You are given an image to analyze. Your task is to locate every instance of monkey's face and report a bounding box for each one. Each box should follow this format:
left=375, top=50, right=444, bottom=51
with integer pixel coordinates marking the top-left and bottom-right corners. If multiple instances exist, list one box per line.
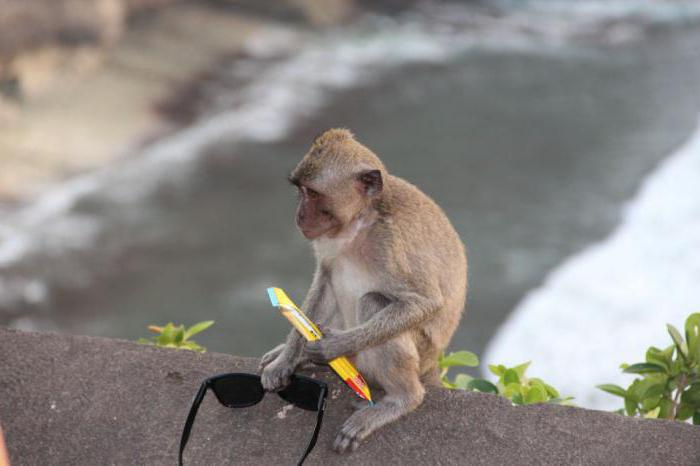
left=293, top=183, right=343, bottom=240
left=290, top=171, right=382, bottom=241
left=289, top=128, right=385, bottom=241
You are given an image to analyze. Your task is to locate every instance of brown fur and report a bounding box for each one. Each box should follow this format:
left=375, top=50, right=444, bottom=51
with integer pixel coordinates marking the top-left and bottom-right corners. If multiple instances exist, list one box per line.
left=260, top=129, right=468, bottom=453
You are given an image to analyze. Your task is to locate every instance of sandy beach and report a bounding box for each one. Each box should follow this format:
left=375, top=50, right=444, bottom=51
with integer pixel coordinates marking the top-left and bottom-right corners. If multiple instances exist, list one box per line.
left=0, top=3, right=298, bottom=201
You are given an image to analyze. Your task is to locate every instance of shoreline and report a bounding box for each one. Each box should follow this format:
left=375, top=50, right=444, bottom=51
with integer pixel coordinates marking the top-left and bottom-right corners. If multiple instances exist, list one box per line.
left=2, top=1, right=699, bottom=204
left=0, top=3, right=301, bottom=203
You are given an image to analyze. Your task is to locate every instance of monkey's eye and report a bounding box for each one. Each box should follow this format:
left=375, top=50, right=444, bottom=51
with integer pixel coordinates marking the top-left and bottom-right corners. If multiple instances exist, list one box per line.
left=301, top=186, right=320, bottom=199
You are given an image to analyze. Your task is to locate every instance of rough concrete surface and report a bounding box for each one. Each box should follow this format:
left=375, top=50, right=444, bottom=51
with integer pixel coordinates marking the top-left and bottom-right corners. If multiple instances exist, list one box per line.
left=0, top=327, right=698, bottom=465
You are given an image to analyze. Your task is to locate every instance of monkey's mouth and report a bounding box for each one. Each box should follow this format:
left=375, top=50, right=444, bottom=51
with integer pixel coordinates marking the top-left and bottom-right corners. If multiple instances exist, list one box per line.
left=300, top=227, right=328, bottom=240
left=300, top=228, right=321, bottom=240
left=299, top=223, right=341, bottom=240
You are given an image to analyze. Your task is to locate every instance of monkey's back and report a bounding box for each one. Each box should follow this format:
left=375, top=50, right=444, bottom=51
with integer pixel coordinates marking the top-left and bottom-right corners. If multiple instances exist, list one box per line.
left=377, top=176, right=468, bottom=367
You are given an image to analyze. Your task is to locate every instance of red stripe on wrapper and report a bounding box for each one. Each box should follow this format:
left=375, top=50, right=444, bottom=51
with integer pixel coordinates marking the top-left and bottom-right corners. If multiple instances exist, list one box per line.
left=344, top=375, right=369, bottom=401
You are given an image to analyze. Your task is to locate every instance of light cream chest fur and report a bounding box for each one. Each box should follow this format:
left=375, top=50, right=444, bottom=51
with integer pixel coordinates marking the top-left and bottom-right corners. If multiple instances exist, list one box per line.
left=330, top=256, right=373, bottom=328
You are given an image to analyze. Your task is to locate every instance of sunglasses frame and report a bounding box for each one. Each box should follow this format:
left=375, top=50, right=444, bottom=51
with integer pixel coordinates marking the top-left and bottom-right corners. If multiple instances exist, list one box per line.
left=178, top=373, right=328, bottom=466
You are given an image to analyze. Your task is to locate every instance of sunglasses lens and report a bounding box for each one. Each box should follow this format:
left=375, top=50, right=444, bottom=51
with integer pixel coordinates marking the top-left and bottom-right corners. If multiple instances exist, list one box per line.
left=278, top=377, right=324, bottom=411
left=211, top=374, right=264, bottom=408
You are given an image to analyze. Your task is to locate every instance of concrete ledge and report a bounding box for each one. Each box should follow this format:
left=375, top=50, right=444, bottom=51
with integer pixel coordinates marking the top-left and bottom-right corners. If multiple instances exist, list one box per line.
left=1, top=327, right=698, bottom=465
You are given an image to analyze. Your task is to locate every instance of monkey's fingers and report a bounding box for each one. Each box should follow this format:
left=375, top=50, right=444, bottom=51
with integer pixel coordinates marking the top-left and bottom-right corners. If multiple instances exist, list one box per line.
left=333, top=426, right=361, bottom=453
left=259, top=343, right=285, bottom=370
left=260, top=362, right=293, bottom=392
left=303, top=340, right=331, bottom=364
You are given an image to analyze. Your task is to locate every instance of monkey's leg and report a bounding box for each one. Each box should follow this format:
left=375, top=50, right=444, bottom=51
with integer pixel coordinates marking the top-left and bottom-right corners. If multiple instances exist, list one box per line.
left=334, top=336, right=425, bottom=453
left=419, top=355, right=444, bottom=387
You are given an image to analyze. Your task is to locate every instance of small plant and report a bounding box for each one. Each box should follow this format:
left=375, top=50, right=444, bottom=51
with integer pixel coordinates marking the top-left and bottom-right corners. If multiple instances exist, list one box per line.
left=597, top=313, right=700, bottom=423
left=487, top=362, right=572, bottom=405
left=439, top=351, right=571, bottom=405
left=439, top=350, right=482, bottom=389
left=138, top=321, right=214, bottom=353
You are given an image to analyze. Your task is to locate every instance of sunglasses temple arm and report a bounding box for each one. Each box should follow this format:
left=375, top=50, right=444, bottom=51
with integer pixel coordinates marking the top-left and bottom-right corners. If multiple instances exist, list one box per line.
left=297, top=388, right=328, bottom=466
left=179, top=381, right=209, bottom=466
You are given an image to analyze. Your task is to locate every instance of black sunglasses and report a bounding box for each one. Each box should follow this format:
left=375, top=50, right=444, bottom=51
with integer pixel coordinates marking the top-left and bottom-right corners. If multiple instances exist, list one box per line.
left=179, top=373, right=327, bottom=466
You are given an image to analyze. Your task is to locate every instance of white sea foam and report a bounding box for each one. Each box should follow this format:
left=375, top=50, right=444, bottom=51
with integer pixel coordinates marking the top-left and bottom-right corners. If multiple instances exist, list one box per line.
left=484, top=117, right=700, bottom=410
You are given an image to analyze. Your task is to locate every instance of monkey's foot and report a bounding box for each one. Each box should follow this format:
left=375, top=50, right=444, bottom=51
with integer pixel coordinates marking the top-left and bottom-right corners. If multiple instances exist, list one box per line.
left=333, top=406, right=376, bottom=453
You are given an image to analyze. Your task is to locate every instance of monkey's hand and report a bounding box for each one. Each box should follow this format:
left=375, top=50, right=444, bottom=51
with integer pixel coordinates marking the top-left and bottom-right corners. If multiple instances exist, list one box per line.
left=259, top=343, right=285, bottom=371
left=260, top=354, right=295, bottom=392
left=303, top=328, right=354, bottom=364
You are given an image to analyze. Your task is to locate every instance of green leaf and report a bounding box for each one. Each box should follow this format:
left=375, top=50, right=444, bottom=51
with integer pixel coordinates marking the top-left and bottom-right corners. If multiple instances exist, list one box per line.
left=685, top=313, right=700, bottom=364
left=623, top=363, right=666, bottom=375
left=441, top=378, right=456, bottom=389
left=504, top=382, right=523, bottom=399
left=640, top=383, right=664, bottom=411
left=184, top=320, right=214, bottom=339
left=512, top=361, right=531, bottom=380
left=549, top=396, right=575, bottom=406
left=667, top=324, right=689, bottom=360
left=157, top=323, right=176, bottom=345
left=645, top=347, right=671, bottom=371
left=680, top=383, right=700, bottom=408
left=503, top=369, right=520, bottom=385
left=525, top=382, right=547, bottom=404
left=529, top=379, right=547, bottom=393
left=628, top=378, right=656, bottom=403
left=643, top=407, right=661, bottom=419
left=597, top=384, right=627, bottom=398
left=488, top=364, right=506, bottom=377
left=181, top=341, right=206, bottom=352
left=677, top=402, right=694, bottom=420
left=467, top=379, right=499, bottom=394
left=439, top=351, right=479, bottom=368
left=454, top=373, right=473, bottom=390
left=693, top=411, right=700, bottom=425
left=658, top=398, right=674, bottom=419
left=173, top=325, right=185, bottom=344
left=543, top=382, right=560, bottom=399
left=670, top=357, right=683, bottom=377
left=624, top=397, right=637, bottom=416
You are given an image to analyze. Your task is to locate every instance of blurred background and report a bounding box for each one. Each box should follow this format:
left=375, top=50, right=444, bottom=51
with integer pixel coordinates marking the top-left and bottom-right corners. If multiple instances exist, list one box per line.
left=1, top=0, right=699, bottom=410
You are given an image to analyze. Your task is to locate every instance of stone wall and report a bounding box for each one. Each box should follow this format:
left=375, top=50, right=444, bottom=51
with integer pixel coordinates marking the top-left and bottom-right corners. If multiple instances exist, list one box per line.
left=1, top=327, right=698, bottom=465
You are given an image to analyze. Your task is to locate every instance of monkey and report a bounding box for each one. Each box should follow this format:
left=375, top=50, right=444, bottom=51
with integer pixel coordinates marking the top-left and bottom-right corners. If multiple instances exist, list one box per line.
left=260, top=128, right=467, bottom=453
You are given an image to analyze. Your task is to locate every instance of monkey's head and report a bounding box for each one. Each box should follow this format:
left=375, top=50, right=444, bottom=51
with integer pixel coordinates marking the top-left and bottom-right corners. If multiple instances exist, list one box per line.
left=288, top=129, right=386, bottom=240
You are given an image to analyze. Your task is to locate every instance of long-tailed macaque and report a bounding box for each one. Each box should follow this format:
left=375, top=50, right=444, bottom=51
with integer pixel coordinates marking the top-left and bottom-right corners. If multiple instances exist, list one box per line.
left=260, top=129, right=467, bottom=453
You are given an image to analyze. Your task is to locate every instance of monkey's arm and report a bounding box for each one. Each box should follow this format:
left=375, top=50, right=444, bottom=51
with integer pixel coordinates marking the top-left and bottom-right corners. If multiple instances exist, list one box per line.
left=260, top=267, right=336, bottom=390
left=304, top=288, right=442, bottom=362
left=273, top=266, right=334, bottom=363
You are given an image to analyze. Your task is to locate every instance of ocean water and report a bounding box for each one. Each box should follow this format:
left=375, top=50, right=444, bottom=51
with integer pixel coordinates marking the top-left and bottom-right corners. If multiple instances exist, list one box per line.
left=484, top=118, right=700, bottom=410
left=1, top=2, right=699, bottom=409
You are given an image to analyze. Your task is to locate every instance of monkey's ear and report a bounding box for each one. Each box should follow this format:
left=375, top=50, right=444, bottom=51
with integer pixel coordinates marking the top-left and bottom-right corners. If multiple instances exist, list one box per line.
left=358, top=169, right=383, bottom=196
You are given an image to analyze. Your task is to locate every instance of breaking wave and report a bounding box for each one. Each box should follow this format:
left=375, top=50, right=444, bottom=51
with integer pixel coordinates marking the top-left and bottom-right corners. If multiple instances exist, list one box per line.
left=484, top=116, right=700, bottom=410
